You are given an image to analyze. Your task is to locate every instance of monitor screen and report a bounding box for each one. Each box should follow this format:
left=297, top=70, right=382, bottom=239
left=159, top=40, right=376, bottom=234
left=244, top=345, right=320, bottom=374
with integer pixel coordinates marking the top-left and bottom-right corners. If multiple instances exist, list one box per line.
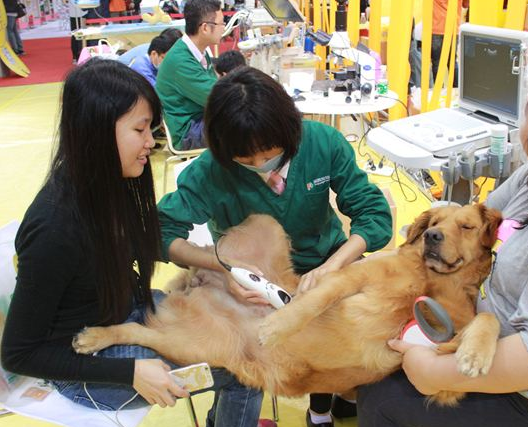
left=462, top=35, right=519, bottom=117
left=459, top=24, right=528, bottom=127
left=259, top=0, right=305, bottom=22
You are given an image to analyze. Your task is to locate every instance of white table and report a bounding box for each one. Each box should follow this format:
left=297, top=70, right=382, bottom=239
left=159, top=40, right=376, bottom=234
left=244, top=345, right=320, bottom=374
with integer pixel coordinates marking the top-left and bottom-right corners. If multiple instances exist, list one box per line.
left=294, top=90, right=399, bottom=128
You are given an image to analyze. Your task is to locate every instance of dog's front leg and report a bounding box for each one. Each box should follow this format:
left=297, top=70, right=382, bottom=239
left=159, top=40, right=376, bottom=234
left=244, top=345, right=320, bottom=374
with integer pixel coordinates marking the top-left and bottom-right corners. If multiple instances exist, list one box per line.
left=72, top=322, right=161, bottom=354
left=259, top=263, right=369, bottom=346
left=454, top=312, right=501, bottom=377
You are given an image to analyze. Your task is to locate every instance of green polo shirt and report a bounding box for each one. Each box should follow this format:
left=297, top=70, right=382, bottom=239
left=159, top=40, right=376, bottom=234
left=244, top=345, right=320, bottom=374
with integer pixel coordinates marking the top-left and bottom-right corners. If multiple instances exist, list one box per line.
left=156, top=38, right=217, bottom=149
left=158, top=120, right=393, bottom=271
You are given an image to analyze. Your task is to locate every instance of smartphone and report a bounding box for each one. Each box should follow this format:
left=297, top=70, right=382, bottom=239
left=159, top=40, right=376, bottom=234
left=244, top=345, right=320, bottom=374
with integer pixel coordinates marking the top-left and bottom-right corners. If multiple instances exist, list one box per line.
left=169, top=362, right=214, bottom=393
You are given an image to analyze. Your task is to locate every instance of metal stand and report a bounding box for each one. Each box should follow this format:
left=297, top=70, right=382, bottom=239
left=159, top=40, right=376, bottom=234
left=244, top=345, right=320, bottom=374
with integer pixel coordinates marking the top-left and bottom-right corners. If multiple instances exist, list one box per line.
left=185, top=396, right=200, bottom=427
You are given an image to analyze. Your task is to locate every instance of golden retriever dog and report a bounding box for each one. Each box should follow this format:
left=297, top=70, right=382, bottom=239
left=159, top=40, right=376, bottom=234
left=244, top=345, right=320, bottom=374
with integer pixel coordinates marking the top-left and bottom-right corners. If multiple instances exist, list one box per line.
left=72, top=204, right=502, bottom=405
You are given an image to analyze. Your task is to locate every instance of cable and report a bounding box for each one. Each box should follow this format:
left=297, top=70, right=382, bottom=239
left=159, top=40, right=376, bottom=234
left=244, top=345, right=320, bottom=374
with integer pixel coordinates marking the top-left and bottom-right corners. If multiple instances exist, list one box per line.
left=355, top=125, right=372, bottom=158
left=213, top=235, right=232, bottom=271
left=83, top=382, right=140, bottom=427
left=376, top=94, right=409, bottom=117
left=391, top=162, right=418, bottom=203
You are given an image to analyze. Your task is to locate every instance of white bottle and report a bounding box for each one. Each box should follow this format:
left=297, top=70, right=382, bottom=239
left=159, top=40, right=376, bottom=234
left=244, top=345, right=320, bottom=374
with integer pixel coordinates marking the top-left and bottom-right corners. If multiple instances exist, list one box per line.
left=490, top=123, right=508, bottom=157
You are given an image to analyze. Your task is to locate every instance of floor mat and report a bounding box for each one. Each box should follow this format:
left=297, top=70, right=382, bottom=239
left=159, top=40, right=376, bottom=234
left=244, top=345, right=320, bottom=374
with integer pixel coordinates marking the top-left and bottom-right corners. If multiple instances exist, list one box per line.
left=0, top=37, right=73, bottom=87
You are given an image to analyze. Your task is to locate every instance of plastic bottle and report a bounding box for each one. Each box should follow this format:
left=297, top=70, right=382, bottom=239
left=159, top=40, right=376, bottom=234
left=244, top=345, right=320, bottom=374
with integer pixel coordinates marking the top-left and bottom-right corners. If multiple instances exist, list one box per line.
left=490, top=123, right=508, bottom=176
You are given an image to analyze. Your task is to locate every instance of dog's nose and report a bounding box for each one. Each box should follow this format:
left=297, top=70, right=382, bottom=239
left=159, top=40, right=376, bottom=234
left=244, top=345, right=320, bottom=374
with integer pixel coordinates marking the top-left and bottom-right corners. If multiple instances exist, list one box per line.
left=424, top=229, right=444, bottom=245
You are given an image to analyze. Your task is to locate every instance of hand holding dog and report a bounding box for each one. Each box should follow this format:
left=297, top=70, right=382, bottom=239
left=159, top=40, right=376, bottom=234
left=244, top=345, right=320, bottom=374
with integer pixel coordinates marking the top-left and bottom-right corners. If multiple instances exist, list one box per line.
left=133, top=359, right=189, bottom=407
left=388, top=339, right=443, bottom=396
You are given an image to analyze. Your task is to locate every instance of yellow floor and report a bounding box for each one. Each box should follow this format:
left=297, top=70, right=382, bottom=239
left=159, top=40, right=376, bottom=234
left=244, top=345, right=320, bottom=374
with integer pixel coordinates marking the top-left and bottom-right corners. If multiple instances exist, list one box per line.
left=0, top=83, right=433, bottom=427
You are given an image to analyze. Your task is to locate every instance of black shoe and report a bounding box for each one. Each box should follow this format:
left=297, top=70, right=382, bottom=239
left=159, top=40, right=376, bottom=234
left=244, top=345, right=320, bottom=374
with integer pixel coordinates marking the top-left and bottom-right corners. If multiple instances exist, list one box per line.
left=330, top=395, right=357, bottom=419
left=306, top=410, right=334, bottom=427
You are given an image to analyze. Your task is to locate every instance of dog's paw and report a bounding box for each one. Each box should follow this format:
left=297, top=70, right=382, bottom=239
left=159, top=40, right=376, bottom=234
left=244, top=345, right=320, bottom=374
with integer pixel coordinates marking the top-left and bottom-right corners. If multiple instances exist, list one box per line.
left=455, top=343, right=494, bottom=377
left=258, top=314, right=290, bottom=347
left=72, top=327, right=108, bottom=354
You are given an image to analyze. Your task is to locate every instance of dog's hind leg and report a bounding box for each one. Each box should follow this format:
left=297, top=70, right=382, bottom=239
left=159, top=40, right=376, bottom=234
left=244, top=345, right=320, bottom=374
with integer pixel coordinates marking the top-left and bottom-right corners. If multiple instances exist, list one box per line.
left=259, top=262, right=371, bottom=346
left=72, top=322, right=163, bottom=354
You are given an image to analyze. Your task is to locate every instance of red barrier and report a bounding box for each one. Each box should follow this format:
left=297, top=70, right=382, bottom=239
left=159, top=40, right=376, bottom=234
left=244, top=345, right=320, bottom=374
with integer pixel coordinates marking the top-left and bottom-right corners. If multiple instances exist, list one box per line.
left=85, top=10, right=234, bottom=25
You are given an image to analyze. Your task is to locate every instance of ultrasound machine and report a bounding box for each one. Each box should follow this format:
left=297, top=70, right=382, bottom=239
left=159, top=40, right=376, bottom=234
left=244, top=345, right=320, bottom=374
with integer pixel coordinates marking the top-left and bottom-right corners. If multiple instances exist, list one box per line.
left=368, top=23, right=528, bottom=204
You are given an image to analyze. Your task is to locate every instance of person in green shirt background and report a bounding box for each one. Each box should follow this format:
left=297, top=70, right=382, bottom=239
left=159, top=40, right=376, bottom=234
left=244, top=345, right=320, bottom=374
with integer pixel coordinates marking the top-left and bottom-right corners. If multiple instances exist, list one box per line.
left=156, top=0, right=222, bottom=150
left=157, top=66, right=393, bottom=427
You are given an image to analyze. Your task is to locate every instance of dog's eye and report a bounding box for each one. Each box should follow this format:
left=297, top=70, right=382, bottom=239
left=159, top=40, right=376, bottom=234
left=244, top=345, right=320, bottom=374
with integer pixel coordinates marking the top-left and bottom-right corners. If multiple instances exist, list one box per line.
left=462, top=225, right=475, bottom=230
left=430, top=221, right=438, bottom=227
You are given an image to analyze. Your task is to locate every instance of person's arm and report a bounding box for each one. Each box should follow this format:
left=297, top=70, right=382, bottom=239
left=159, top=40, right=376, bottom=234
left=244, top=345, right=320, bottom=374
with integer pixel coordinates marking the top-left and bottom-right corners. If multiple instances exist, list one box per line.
left=298, top=125, right=392, bottom=291
left=1, top=220, right=135, bottom=384
left=158, top=164, right=269, bottom=304
left=485, top=163, right=528, bottom=211
left=172, top=51, right=217, bottom=107
left=389, top=333, right=528, bottom=395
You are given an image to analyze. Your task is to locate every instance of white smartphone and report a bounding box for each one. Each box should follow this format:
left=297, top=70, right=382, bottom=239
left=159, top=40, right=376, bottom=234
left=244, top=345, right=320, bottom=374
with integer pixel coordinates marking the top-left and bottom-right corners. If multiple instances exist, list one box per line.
left=169, top=362, right=214, bottom=393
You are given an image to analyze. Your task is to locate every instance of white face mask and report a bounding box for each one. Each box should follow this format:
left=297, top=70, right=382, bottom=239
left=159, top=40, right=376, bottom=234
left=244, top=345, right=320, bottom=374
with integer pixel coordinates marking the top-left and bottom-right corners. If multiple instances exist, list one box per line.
left=235, top=152, right=284, bottom=174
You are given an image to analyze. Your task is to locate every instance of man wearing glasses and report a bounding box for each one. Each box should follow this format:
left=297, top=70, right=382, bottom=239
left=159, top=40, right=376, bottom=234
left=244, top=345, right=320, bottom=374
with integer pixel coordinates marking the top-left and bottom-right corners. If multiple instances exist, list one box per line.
left=156, top=0, right=225, bottom=150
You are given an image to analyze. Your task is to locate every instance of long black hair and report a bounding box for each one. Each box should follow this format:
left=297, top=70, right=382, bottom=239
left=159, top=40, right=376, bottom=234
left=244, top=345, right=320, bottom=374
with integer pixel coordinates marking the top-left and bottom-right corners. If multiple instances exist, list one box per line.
left=49, top=58, right=162, bottom=324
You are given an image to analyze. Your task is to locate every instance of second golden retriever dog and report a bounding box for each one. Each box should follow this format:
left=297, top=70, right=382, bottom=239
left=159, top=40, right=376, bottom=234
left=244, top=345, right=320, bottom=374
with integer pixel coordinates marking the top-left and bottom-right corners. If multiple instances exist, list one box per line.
left=73, top=204, right=502, bottom=405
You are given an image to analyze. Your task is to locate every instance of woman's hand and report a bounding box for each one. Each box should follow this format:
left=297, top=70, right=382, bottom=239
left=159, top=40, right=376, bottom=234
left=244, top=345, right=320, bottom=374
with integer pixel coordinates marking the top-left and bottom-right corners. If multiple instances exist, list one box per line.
left=223, top=260, right=270, bottom=306
left=133, top=359, right=189, bottom=407
left=297, top=261, right=341, bottom=293
left=388, top=339, right=443, bottom=396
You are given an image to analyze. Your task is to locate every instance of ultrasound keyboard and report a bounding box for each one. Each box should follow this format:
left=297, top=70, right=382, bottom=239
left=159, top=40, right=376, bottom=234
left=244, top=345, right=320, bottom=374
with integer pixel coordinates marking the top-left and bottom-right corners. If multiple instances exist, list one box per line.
left=381, top=108, right=492, bottom=157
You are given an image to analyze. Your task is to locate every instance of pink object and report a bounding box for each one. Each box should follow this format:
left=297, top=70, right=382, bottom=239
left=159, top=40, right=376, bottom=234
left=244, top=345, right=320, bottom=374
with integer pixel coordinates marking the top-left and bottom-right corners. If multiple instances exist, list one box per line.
left=369, top=49, right=382, bottom=81
left=257, top=419, right=277, bottom=427
left=267, top=171, right=286, bottom=195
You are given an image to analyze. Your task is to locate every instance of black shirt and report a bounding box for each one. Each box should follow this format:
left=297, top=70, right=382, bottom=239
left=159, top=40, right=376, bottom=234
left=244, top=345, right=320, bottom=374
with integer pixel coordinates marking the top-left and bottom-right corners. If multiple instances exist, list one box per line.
left=1, top=175, right=135, bottom=385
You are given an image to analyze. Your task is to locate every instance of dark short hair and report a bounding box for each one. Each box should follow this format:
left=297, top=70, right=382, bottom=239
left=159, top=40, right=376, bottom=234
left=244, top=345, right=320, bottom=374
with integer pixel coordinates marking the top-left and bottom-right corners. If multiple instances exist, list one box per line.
left=214, top=49, right=246, bottom=75
left=204, top=66, right=302, bottom=169
left=148, top=30, right=182, bottom=54
left=159, top=27, right=184, bottom=44
left=184, top=0, right=221, bottom=35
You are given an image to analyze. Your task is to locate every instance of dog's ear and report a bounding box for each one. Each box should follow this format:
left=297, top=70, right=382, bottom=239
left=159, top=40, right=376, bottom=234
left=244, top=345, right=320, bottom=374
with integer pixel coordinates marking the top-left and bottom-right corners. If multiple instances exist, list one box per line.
left=405, top=210, right=431, bottom=245
left=478, top=204, right=503, bottom=249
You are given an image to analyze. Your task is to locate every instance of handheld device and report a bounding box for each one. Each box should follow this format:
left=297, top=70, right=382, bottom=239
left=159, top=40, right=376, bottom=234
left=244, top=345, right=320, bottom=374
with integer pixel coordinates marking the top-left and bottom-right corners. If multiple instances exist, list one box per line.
left=400, top=296, right=455, bottom=347
left=170, top=362, right=214, bottom=393
left=214, top=237, right=292, bottom=309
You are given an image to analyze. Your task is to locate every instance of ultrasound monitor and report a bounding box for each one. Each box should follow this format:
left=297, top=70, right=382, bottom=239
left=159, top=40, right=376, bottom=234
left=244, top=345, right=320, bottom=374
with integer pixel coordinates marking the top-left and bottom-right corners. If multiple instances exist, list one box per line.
left=258, top=0, right=305, bottom=22
left=459, top=24, right=528, bottom=128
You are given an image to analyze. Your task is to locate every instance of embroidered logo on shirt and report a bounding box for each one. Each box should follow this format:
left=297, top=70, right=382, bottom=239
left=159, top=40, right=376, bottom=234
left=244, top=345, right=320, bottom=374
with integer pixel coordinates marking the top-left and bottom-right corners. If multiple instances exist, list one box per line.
left=306, top=175, right=330, bottom=191
left=479, top=218, right=521, bottom=300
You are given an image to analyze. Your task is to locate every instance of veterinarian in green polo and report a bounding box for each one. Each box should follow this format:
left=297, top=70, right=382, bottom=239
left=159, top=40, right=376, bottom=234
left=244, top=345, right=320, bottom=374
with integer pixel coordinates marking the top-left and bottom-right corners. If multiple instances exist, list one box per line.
left=158, top=67, right=392, bottom=427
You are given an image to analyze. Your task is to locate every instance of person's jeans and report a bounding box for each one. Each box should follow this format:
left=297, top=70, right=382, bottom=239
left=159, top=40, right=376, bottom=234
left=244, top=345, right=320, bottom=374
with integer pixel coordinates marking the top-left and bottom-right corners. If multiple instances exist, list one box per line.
left=52, top=290, right=263, bottom=427
left=181, top=118, right=206, bottom=150
left=7, top=15, right=23, bottom=53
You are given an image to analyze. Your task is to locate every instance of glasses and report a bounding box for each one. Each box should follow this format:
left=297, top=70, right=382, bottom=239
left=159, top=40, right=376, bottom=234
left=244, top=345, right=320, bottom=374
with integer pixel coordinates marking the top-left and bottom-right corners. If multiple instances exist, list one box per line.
left=202, top=21, right=225, bottom=27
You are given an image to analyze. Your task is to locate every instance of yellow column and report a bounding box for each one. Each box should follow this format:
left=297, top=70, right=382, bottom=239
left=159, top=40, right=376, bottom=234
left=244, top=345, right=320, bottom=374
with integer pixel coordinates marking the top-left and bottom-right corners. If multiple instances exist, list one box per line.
left=369, top=0, right=382, bottom=54
left=387, top=0, right=413, bottom=120
left=313, top=0, right=326, bottom=69
left=468, top=0, right=503, bottom=26
left=329, top=0, right=336, bottom=33
left=429, top=0, right=457, bottom=110
left=420, top=0, right=433, bottom=113
left=347, top=0, right=360, bottom=46
left=504, top=0, right=527, bottom=30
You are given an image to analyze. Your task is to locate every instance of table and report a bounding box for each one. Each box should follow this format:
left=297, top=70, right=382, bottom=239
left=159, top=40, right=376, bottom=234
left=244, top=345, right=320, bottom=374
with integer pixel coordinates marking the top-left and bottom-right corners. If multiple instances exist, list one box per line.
left=294, top=89, right=399, bottom=128
left=72, top=20, right=185, bottom=49
left=367, top=126, right=493, bottom=204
